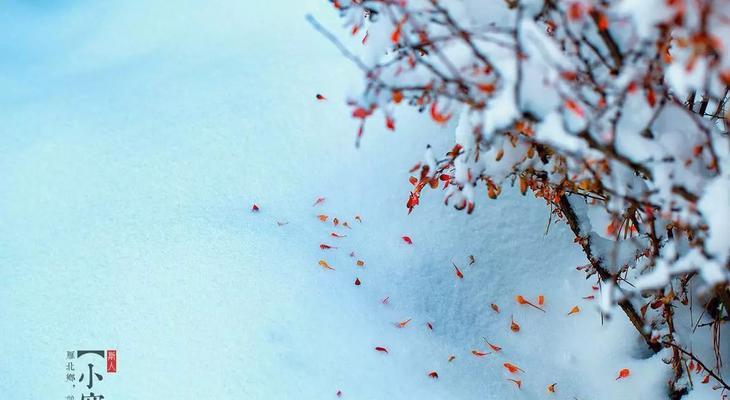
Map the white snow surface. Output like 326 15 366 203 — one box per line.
0 1 720 399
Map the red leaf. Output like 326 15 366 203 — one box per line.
646 88 657 107
386 116 396 131
568 3 583 20
352 107 372 119
597 12 609 30
402 236 413 245
565 99 584 118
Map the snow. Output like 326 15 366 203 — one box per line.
0 1 724 399
700 175 730 263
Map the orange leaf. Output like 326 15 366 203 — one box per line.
507 379 522 389
486 341 502 352
430 102 452 124
510 316 520 332
615 368 630 380
565 99 584 118
491 303 500 313
318 260 335 270
392 90 404 104
547 383 557 393
477 83 496 94
516 295 545 312
472 350 489 357
567 306 580 315
503 363 524 374
395 319 412 328
720 70 730 86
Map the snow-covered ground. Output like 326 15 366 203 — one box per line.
0 1 719 399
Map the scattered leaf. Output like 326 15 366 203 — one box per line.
510 316 520 332
615 368 630 380
485 341 502 352
318 260 335 270
396 318 412 328
454 264 464 279
503 363 524 374
516 295 545 312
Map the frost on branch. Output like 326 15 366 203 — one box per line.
319 0 730 395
